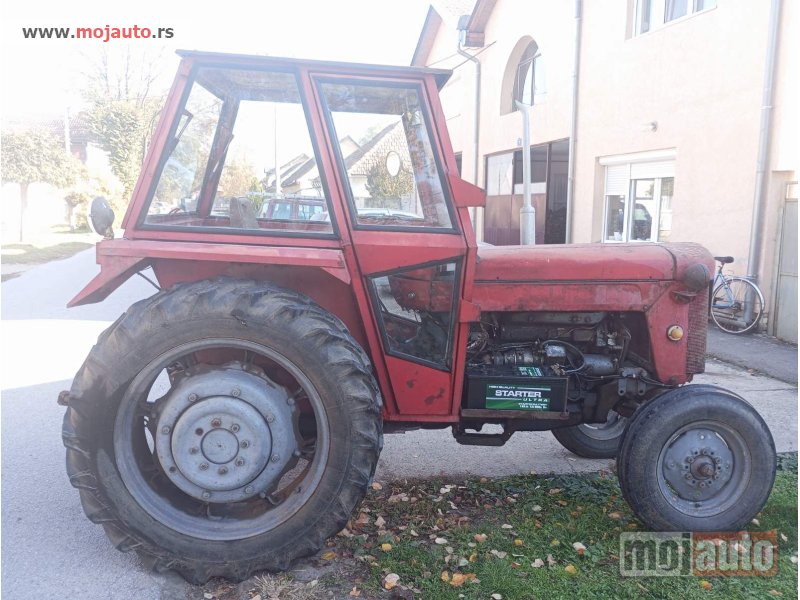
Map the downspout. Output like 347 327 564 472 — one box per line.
457 33 481 230
565 0 582 244
746 0 782 281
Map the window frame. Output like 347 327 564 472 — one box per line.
511 43 544 110
602 164 674 243
633 0 717 36
315 76 460 235
365 257 463 371
137 62 340 240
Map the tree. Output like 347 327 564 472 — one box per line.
81 46 167 202
365 162 415 209
1 130 80 241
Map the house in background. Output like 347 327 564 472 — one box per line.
413 0 797 340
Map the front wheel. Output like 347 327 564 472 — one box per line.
711 277 764 334
617 385 775 531
552 411 627 458
62 279 382 583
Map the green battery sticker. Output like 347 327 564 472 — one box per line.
516 366 543 377
485 383 552 411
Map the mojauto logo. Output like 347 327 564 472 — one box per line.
620 531 778 577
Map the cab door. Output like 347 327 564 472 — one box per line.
307 72 472 420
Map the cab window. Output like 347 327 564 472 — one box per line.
143 67 334 236
318 80 454 231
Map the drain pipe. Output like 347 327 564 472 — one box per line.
565 0 582 244
746 0 782 281
457 32 481 229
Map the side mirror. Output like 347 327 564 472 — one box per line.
448 174 486 209
90 196 115 240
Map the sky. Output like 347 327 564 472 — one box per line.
1 0 434 120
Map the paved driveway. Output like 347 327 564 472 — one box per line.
1 249 796 599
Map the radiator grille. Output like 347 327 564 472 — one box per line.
686 292 708 374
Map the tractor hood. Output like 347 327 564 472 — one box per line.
475 242 713 283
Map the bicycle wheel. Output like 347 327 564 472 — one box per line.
711 277 764 334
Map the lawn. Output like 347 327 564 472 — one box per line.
1 226 94 281
214 452 797 600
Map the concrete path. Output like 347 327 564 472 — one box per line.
1 248 797 600
707 326 797 385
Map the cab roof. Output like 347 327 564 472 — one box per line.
176 49 453 89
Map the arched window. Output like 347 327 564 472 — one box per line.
511 41 545 110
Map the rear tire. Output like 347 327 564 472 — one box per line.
552 411 627 458
62 278 382 583
617 385 775 531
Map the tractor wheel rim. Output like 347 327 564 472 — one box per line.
114 338 330 541
657 420 750 518
577 411 627 440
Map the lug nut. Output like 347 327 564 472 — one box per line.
195 428 204 436
190 447 199 455
271 455 280 463
211 418 222 428
218 466 228 475
245 486 254 494
161 426 171 434
168 466 177 473
240 440 250 449
235 458 245 467
687 457 694 464
202 491 211 500
286 397 295 407
199 463 209 471
231 423 240 433
231 388 241 397
266 414 275 423
188 393 198 402
684 474 691 480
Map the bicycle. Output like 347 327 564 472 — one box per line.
709 256 765 334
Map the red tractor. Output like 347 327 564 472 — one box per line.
62 51 775 583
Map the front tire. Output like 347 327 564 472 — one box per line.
62 279 382 583
617 385 775 531
552 411 627 458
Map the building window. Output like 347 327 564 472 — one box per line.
603 161 675 243
635 0 716 35
512 42 546 110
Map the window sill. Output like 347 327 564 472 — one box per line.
628 5 717 41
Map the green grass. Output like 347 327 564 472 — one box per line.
332 454 797 599
1 241 93 265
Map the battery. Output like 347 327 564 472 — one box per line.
464 364 569 412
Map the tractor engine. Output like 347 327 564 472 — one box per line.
463 312 652 424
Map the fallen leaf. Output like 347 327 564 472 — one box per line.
532 505 542 512
441 570 450 582
450 573 467 587
446 546 454 554
699 580 713 590
349 587 361 597
491 594 503 599
474 533 488 543
768 591 782 597
354 512 370 526
338 527 354 538
565 564 578 575
557 500 568 506
435 537 448 545
383 573 400 590
780 533 788 542
791 555 798 564
490 549 508 559
501 524 513 529
548 488 562 495
547 554 556 567
572 542 587 556
458 557 469 567
469 552 478 562
550 539 561 546
607 512 622 520
410 529 418 537
320 551 336 560
381 543 392 552
531 558 545 568
375 516 386 528
514 539 524 546
371 482 382 490
752 518 761 526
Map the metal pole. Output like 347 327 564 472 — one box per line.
515 100 535 245
565 0 582 244
746 0 782 282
